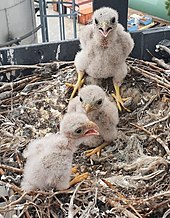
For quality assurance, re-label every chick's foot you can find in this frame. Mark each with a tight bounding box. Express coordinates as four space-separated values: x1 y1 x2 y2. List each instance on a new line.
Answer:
112 83 130 112
65 71 85 99
69 172 89 187
85 142 109 157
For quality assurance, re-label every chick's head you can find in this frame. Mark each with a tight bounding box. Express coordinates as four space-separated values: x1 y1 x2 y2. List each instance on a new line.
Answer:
93 7 118 38
78 85 106 113
60 112 99 139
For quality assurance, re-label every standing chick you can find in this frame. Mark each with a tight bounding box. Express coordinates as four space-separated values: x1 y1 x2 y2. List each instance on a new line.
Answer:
67 7 134 111
21 112 99 191
68 85 119 156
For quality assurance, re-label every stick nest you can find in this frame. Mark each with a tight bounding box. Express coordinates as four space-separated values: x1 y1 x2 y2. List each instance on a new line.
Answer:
0 58 170 218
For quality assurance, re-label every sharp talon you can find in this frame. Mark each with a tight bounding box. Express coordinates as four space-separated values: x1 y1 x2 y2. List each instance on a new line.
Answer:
97 151 101 157
85 148 94 154
71 166 78 174
69 172 89 187
65 82 73 88
79 79 85 90
85 142 108 157
122 97 131 102
111 93 122 111
112 84 131 112
66 71 85 99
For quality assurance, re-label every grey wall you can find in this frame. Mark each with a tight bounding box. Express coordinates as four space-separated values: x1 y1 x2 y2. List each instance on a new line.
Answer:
0 0 37 46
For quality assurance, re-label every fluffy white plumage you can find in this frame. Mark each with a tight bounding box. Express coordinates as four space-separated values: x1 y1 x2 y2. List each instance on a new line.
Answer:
68 85 119 147
75 7 134 85
21 112 99 191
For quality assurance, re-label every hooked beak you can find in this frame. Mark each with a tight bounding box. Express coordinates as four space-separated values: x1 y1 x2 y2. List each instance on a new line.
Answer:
99 22 113 38
84 121 99 136
84 104 94 113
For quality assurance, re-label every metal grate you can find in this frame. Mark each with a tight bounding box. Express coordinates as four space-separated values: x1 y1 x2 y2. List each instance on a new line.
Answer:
38 0 79 42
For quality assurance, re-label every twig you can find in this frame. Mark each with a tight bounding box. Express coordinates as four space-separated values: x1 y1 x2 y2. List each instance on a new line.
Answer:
131 66 170 89
147 199 170 216
101 179 143 218
0 64 42 70
152 57 170 70
143 61 166 73
0 61 74 73
37 60 74 66
143 190 170 201
0 76 38 92
0 181 23 194
128 57 166 73
143 112 170 128
0 164 23 173
79 188 98 218
108 200 139 218
68 182 82 218
25 202 41 218
138 94 157 112
0 91 12 100
162 208 170 218
132 170 165 181
0 191 27 211
24 210 31 218
131 123 170 156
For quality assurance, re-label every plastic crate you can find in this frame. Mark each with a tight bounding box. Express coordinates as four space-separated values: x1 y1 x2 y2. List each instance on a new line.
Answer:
131 26 170 60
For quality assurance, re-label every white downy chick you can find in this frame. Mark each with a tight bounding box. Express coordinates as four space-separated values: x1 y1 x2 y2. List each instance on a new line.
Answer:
21 112 99 191
75 7 134 86
68 85 119 147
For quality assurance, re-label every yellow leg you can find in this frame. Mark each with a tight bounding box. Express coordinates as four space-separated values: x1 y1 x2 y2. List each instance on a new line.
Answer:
71 166 78 174
112 83 130 112
69 172 89 187
65 71 85 99
85 142 109 157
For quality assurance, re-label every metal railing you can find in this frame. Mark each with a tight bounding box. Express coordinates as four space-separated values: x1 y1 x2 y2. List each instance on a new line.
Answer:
38 0 79 42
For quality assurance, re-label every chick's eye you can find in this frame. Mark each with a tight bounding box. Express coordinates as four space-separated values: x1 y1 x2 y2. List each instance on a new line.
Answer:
75 128 82 134
97 99 102 105
79 97 83 102
95 18 99 25
111 17 115 24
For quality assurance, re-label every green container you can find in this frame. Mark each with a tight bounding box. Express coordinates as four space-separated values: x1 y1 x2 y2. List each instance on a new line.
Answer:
129 0 170 21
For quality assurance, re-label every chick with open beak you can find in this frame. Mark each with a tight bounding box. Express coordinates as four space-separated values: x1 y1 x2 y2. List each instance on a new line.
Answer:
94 17 117 39
98 22 113 38
21 112 99 192
93 7 118 45
67 85 119 157
66 7 134 112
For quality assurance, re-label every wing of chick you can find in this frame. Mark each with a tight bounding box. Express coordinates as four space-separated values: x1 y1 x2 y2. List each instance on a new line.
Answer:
23 136 53 159
116 24 134 60
79 24 94 50
21 134 71 191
